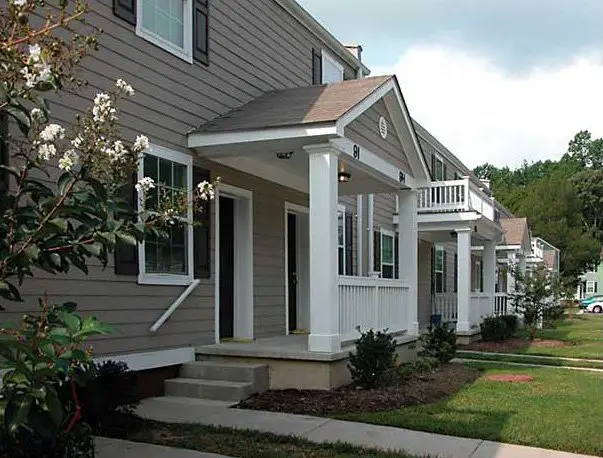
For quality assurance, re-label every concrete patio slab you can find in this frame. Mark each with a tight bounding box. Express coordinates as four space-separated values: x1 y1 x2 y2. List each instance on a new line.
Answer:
96 437 230 458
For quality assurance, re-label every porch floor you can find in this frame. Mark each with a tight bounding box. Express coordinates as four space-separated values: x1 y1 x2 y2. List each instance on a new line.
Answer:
196 334 418 362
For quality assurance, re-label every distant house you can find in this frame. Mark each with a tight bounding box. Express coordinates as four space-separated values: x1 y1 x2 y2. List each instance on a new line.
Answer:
577 263 603 299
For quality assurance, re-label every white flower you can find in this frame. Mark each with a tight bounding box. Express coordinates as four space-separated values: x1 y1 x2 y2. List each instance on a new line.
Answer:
37 63 53 83
196 180 215 201
71 136 84 148
12 0 27 7
28 44 41 63
135 177 156 194
58 149 78 171
115 79 135 96
38 143 57 161
133 135 149 153
39 124 65 142
21 66 36 88
92 93 116 123
30 108 44 121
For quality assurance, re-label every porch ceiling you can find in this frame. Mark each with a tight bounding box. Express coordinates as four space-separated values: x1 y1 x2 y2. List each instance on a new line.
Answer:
418 213 503 244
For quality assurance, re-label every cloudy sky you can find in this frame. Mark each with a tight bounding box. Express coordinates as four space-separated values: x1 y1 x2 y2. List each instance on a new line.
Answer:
298 0 603 169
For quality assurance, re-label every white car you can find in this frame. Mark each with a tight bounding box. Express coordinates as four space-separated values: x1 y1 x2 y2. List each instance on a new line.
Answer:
585 301 603 313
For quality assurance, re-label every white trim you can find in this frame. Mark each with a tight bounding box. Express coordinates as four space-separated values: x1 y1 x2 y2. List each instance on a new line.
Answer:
434 244 445 293
336 79 394 132
433 153 445 181
284 202 310 335
357 195 364 276
138 144 194 286
322 49 344 84
214 184 254 342
96 347 195 371
136 0 193 64
338 204 346 275
150 279 201 332
586 280 596 294
188 124 338 149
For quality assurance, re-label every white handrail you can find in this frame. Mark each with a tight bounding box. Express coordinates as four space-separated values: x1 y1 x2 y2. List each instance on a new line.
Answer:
150 279 201 332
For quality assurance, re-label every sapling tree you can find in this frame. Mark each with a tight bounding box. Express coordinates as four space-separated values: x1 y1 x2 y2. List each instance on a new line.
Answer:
0 1 215 456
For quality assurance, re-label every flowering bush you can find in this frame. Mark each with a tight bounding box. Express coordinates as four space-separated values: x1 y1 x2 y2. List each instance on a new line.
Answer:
0 1 215 455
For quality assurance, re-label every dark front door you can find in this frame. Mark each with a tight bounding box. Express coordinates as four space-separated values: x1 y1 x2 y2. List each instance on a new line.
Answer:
219 196 235 339
287 213 297 332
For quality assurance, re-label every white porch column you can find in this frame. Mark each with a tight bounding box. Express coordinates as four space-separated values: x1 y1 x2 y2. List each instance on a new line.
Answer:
398 190 419 335
483 241 497 317
456 229 472 333
306 146 341 353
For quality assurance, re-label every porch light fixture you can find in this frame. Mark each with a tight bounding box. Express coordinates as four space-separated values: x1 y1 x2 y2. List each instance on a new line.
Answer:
276 151 294 160
338 170 351 183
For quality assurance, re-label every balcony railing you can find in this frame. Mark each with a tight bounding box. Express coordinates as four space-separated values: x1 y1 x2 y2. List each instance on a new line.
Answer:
338 276 409 342
417 178 497 222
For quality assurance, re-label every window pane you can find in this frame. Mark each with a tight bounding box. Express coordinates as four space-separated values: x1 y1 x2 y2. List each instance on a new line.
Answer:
435 249 444 272
436 272 444 293
159 158 173 187
338 212 344 247
141 0 184 49
382 265 394 279
174 162 187 189
382 235 393 264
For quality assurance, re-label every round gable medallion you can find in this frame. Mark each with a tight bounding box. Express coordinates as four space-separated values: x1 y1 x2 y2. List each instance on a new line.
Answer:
378 116 388 139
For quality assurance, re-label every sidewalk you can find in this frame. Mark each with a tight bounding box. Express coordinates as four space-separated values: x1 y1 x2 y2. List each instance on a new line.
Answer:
137 396 598 458
96 436 230 458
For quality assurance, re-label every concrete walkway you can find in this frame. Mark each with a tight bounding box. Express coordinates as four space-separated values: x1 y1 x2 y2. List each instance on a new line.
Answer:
96 437 230 458
137 397 598 458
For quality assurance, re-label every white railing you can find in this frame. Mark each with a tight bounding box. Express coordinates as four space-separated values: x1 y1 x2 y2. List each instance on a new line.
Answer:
471 293 493 324
494 293 509 316
432 293 457 322
417 178 497 222
338 276 409 341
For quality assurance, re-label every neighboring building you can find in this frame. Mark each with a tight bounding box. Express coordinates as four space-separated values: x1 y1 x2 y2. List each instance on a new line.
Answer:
527 237 561 276
577 263 603 299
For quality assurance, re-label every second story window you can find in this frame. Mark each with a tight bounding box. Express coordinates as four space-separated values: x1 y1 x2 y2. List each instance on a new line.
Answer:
432 154 446 181
322 50 343 84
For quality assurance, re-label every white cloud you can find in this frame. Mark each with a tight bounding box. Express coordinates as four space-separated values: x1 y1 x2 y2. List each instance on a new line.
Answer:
373 46 603 169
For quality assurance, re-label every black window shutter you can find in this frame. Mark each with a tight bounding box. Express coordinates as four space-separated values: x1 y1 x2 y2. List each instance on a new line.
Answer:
443 250 448 292
373 230 381 273
443 163 448 180
193 0 210 65
454 253 458 293
194 166 211 278
0 113 8 195
312 49 322 85
394 233 399 279
113 0 136 25
345 212 353 276
480 260 484 293
431 154 436 180
114 175 138 275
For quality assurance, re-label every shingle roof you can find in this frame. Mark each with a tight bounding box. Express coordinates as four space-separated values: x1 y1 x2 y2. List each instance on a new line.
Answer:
500 217 529 246
193 75 392 134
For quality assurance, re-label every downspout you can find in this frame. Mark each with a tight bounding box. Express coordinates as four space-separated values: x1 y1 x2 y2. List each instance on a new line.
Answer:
150 279 201 332
368 194 375 276
357 195 363 276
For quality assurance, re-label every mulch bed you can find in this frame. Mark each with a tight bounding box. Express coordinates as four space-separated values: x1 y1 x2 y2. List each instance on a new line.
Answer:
462 338 570 353
486 374 535 383
236 363 480 417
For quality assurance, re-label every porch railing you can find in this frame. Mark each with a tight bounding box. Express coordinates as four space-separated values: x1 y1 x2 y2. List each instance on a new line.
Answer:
338 276 409 341
432 292 457 322
494 293 509 316
417 178 497 222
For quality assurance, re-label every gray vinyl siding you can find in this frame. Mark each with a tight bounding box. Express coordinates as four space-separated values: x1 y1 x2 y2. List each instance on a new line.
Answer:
345 100 412 174
419 135 464 181
3 0 359 356
373 194 396 230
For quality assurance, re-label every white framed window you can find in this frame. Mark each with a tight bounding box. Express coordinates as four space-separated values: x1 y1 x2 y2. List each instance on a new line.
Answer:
434 245 445 293
434 154 445 181
472 259 483 292
586 280 596 295
322 50 344 84
337 205 346 275
138 144 194 286
137 0 193 63
380 229 395 279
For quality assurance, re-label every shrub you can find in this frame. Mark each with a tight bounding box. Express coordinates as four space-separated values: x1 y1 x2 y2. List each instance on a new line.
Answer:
348 328 398 389
543 305 565 327
397 358 439 381
480 316 510 342
500 315 519 335
76 361 141 433
420 322 457 364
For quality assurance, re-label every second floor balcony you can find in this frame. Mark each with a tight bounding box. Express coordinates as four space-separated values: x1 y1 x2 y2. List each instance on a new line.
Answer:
417 178 499 223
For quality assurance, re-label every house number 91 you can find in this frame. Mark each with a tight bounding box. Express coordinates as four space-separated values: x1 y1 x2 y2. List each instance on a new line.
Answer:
353 144 361 159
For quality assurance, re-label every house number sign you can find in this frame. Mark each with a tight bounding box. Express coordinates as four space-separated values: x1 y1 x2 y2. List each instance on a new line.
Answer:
353 144 361 159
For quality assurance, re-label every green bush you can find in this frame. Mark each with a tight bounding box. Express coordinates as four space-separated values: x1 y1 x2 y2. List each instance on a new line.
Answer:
348 328 398 389
420 322 457 363
76 361 141 433
397 358 439 381
543 305 565 327
480 316 510 342
500 315 519 335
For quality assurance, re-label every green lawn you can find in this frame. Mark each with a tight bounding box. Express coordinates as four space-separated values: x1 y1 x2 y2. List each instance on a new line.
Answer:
517 313 603 359
341 363 603 456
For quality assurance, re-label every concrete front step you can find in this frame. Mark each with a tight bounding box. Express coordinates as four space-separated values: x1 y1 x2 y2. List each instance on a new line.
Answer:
164 378 255 402
181 361 268 387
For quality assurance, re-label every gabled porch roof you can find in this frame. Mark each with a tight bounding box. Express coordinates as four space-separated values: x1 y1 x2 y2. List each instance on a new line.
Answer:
187 76 431 193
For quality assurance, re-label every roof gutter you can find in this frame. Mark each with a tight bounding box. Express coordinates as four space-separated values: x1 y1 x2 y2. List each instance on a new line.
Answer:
275 0 371 76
